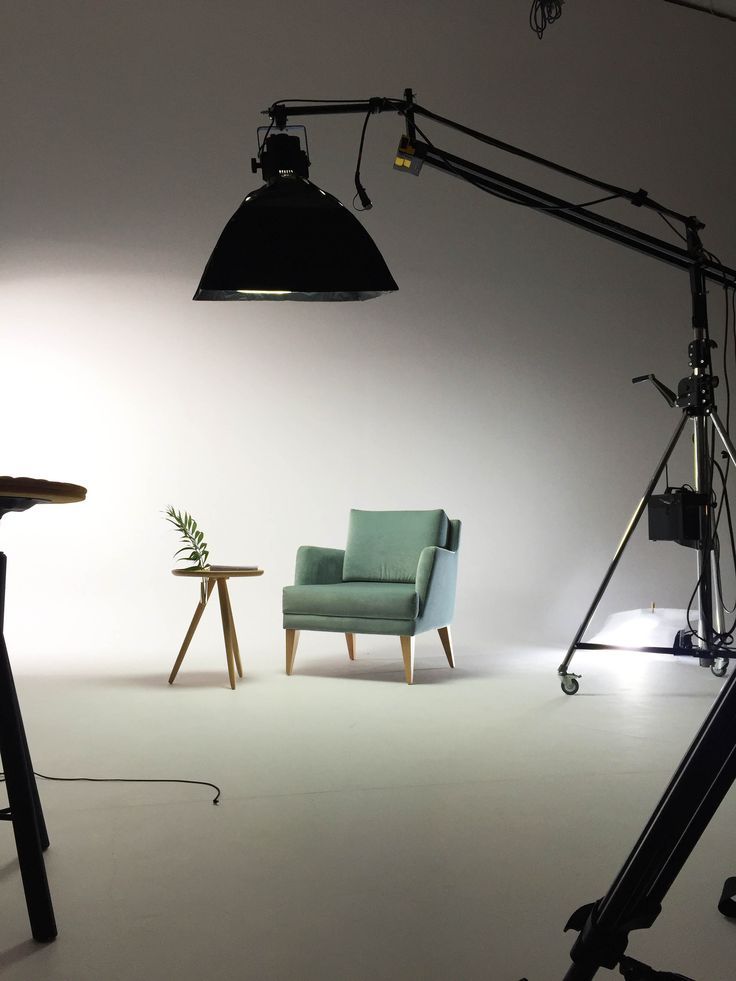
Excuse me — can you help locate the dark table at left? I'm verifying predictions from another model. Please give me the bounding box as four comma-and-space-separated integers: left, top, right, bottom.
0, 475, 86, 942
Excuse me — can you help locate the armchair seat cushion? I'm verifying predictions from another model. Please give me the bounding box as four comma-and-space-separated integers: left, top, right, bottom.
283, 581, 419, 620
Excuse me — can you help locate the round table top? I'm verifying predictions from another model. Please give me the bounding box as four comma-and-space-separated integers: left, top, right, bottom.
172, 566, 263, 579
0, 476, 87, 505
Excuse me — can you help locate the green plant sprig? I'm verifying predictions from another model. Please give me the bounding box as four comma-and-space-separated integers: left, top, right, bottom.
164, 507, 210, 570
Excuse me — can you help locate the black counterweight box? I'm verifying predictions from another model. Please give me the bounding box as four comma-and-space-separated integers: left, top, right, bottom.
648, 489, 708, 549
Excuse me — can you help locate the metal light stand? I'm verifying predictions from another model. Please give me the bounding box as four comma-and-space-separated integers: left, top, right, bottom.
558, 223, 736, 695
258, 90, 736, 980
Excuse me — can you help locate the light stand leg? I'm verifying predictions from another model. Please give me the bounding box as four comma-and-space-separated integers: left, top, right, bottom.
709, 410, 736, 466
711, 547, 726, 635
558, 412, 689, 680
708, 409, 736, 667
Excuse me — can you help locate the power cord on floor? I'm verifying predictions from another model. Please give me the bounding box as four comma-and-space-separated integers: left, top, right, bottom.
0, 771, 221, 805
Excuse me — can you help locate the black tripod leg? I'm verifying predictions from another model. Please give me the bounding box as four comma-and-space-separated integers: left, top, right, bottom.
562, 661, 736, 979
558, 412, 689, 679
5, 668, 49, 849
0, 555, 48, 848
0, 633, 56, 941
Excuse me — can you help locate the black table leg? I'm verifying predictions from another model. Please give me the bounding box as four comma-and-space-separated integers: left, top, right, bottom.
0, 551, 56, 942
0, 555, 48, 850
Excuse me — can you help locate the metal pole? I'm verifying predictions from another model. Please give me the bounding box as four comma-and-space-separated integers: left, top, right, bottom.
710, 408, 736, 644
688, 230, 715, 653
710, 410, 736, 466
693, 414, 713, 649
662, 0, 736, 23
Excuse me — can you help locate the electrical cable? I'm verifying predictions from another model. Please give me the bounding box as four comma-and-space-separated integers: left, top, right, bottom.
353, 108, 373, 211
257, 117, 274, 155
530, 0, 565, 38
713, 458, 736, 616
0, 770, 221, 805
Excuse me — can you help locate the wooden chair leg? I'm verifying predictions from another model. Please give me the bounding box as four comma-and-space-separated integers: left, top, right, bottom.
222, 580, 243, 677
285, 629, 300, 675
345, 633, 356, 661
400, 635, 415, 685
217, 579, 237, 690
438, 626, 455, 668
169, 578, 216, 684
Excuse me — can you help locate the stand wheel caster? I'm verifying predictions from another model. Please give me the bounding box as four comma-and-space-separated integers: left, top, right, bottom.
712, 658, 729, 678
561, 675, 580, 695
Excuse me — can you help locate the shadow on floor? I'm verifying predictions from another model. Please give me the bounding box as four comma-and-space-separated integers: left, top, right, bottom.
289, 656, 494, 684
65, 670, 242, 690
25, 652, 502, 689
0, 856, 19, 884
0, 939, 44, 971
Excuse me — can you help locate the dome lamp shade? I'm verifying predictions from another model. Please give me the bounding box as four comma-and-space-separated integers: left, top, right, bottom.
194, 134, 398, 302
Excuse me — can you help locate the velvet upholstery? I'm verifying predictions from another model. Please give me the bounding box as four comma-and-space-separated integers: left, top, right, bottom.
342, 509, 449, 583
294, 546, 344, 586
283, 582, 420, 620
282, 511, 461, 642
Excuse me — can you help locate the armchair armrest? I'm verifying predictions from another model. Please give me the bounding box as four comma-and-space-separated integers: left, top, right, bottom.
415, 546, 458, 628
294, 546, 345, 585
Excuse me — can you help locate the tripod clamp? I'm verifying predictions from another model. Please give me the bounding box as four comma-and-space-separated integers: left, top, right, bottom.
564, 897, 661, 972
633, 350, 719, 417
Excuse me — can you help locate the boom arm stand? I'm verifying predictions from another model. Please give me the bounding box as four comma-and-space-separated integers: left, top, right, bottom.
261, 88, 736, 981
561, 654, 736, 980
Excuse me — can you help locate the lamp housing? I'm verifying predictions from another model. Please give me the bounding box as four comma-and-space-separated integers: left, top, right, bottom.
194, 131, 398, 301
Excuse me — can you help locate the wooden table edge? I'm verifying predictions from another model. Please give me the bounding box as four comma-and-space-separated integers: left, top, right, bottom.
172, 568, 264, 578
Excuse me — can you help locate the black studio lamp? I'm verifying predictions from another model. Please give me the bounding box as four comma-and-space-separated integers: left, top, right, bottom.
194, 127, 398, 301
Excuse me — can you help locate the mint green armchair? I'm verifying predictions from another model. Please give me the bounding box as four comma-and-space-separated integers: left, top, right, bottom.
282, 509, 461, 684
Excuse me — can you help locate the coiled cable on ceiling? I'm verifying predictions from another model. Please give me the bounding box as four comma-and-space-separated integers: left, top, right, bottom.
530, 0, 565, 38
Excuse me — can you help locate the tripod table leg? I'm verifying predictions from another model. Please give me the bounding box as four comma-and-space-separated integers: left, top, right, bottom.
0, 554, 48, 847
168, 578, 216, 684
0, 634, 56, 942
217, 580, 237, 690
222, 580, 243, 678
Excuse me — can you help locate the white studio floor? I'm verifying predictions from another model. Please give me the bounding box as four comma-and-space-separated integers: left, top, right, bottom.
1, 637, 735, 981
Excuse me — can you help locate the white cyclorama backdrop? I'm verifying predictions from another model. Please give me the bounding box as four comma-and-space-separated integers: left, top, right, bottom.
2, 0, 735, 668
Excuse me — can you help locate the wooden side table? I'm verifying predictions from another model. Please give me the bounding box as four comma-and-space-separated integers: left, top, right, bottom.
168, 567, 263, 689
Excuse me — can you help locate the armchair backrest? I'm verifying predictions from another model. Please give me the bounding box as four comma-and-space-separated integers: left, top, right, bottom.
343, 509, 452, 583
